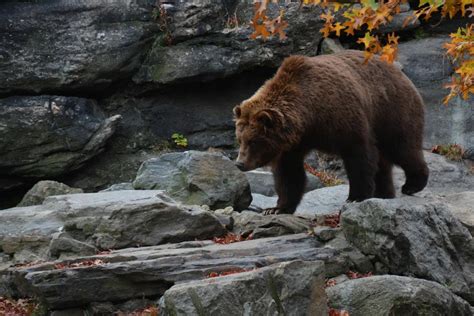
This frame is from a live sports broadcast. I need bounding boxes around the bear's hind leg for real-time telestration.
[398,150,429,195]
[374,153,395,198]
[265,151,306,215]
[342,143,378,202]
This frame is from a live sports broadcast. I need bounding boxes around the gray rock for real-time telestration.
[0,0,157,94]
[134,2,325,85]
[320,38,345,55]
[327,275,472,316]
[398,36,474,149]
[421,86,474,150]
[1,234,354,309]
[133,151,252,211]
[159,260,328,316]
[398,36,454,87]
[231,210,313,238]
[0,96,120,188]
[393,151,474,195]
[100,182,134,192]
[342,197,474,303]
[49,233,97,259]
[443,191,474,235]
[0,190,225,263]
[250,185,349,218]
[245,168,323,196]
[18,180,83,207]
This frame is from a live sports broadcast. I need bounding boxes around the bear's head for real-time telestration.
[233,102,285,171]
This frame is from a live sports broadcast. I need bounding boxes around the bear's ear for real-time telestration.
[233,105,242,119]
[255,109,281,129]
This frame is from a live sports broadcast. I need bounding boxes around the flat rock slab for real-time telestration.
[159,260,328,316]
[0,234,354,310]
[327,275,472,316]
[251,185,349,218]
[0,190,226,264]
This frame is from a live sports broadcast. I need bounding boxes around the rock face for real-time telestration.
[17,180,83,207]
[0,190,226,264]
[1,234,353,310]
[159,260,328,316]
[397,36,474,149]
[0,96,120,189]
[133,151,252,211]
[342,197,474,303]
[134,2,324,85]
[327,275,473,316]
[0,0,157,94]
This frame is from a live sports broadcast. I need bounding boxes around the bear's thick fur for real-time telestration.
[234,50,429,214]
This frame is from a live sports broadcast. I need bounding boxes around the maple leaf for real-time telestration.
[380,44,397,63]
[333,22,345,37]
[320,23,333,38]
[361,0,378,10]
[343,21,356,36]
[357,32,375,49]
[466,6,474,18]
[320,11,335,24]
[387,32,399,45]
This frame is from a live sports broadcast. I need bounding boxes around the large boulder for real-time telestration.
[341,197,474,303]
[18,180,83,207]
[133,151,252,211]
[134,1,325,85]
[0,190,226,264]
[443,191,474,235]
[0,96,121,188]
[327,275,472,316]
[159,260,328,316]
[0,0,157,94]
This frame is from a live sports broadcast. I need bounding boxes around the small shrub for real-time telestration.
[431,144,464,161]
[171,133,188,148]
[304,163,344,187]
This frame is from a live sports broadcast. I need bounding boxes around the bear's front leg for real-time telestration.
[264,151,306,215]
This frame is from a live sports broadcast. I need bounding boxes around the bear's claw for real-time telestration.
[263,207,282,215]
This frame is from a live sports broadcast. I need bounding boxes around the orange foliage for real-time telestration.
[250,0,473,102]
[207,267,254,278]
[346,270,373,279]
[323,212,342,228]
[116,306,159,316]
[213,233,253,244]
[0,297,38,316]
[304,163,343,187]
[329,308,350,316]
[54,259,105,270]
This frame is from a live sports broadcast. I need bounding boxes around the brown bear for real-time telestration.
[234,50,429,214]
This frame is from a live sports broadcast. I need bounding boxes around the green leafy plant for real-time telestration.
[171,133,188,148]
[431,143,465,161]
